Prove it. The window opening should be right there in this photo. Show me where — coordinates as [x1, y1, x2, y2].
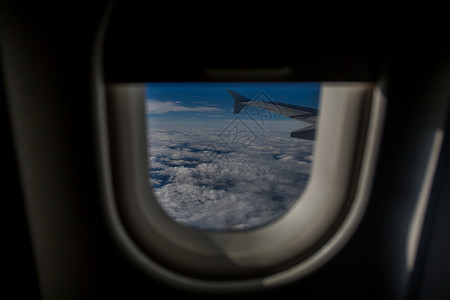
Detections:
[146, 82, 320, 231]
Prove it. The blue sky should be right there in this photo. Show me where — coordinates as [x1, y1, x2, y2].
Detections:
[146, 82, 320, 129]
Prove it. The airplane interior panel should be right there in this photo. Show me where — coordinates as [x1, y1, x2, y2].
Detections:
[2, 1, 449, 299]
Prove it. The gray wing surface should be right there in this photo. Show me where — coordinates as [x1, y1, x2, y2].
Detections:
[227, 89, 318, 140]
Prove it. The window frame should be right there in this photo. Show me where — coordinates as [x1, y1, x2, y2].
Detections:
[95, 82, 386, 292]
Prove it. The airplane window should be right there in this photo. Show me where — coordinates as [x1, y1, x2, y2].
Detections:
[146, 82, 320, 231]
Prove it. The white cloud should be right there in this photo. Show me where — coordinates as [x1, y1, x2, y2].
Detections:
[147, 127, 315, 231]
[147, 99, 223, 114]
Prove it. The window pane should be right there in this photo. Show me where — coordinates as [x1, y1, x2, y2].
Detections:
[146, 82, 320, 231]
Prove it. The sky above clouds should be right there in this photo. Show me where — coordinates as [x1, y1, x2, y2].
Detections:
[146, 82, 320, 231]
[147, 82, 320, 129]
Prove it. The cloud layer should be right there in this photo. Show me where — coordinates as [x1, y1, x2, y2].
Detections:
[147, 125, 314, 231]
[147, 99, 223, 114]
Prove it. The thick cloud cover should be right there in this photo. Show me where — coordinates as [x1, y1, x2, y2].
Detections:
[147, 123, 314, 231]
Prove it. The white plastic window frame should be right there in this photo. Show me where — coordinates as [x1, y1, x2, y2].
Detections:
[95, 82, 385, 293]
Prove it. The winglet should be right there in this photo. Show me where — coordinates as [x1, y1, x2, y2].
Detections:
[227, 90, 251, 114]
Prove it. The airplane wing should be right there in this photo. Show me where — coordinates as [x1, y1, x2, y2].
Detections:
[227, 89, 318, 140]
